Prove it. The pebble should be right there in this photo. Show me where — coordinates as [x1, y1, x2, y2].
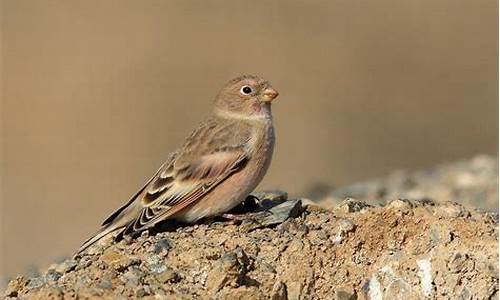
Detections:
[459, 287, 472, 300]
[97, 277, 113, 290]
[206, 250, 247, 293]
[54, 259, 77, 274]
[338, 198, 372, 213]
[240, 199, 304, 232]
[76, 256, 93, 270]
[153, 238, 174, 254]
[121, 267, 143, 287]
[387, 198, 413, 210]
[101, 247, 138, 271]
[135, 287, 148, 297]
[156, 267, 180, 283]
[45, 269, 61, 282]
[149, 262, 167, 274]
[338, 219, 356, 234]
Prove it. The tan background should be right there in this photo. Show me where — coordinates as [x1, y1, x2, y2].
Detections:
[1, 0, 498, 278]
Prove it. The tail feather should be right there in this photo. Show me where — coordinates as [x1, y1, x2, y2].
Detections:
[76, 224, 125, 255]
[77, 200, 142, 255]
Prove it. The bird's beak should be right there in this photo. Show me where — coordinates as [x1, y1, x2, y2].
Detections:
[261, 88, 279, 102]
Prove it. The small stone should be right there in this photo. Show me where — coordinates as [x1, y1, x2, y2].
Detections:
[54, 259, 77, 274]
[153, 238, 174, 254]
[309, 230, 329, 246]
[76, 256, 93, 270]
[45, 269, 61, 282]
[135, 287, 147, 297]
[260, 199, 304, 227]
[206, 250, 247, 293]
[335, 290, 357, 300]
[330, 233, 343, 245]
[233, 246, 251, 270]
[148, 262, 167, 274]
[97, 278, 113, 290]
[338, 198, 372, 213]
[183, 227, 194, 233]
[458, 287, 472, 300]
[156, 267, 180, 283]
[413, 197, 435, 207]
[338, 219, 356, 234]
[239, 199, 304, 232]
[387, 198, 413, 210]
[101, 247, 138, 271]
[121, 267, 143, 287]
[271, 281, 288, 300]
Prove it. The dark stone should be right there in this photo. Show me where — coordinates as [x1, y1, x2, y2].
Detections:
[153, 238, 174, 254]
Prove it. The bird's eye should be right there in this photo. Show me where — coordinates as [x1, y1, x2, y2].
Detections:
[240, 86, 253, 95]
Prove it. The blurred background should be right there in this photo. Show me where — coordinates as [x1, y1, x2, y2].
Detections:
[1, 0, 498, 279]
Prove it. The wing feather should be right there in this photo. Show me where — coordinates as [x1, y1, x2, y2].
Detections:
[123, 148, 248, 233]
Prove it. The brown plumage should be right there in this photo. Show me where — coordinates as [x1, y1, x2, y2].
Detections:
[78, 75, 278, 253]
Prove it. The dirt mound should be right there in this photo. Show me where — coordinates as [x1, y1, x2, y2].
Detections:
[4, 192, 498, 299]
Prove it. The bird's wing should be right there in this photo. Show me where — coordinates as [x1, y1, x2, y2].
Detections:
[100, 159, 171, 226]
[105, 118, 253, 236]
[122, 147, 248, 234]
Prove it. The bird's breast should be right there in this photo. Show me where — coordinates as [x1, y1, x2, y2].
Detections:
[246, 120, 275, 181]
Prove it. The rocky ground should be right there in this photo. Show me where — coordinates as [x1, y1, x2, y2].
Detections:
[3, 156, 499, 299]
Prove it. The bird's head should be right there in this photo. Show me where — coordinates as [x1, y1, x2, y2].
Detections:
[214, 75, 278, 118]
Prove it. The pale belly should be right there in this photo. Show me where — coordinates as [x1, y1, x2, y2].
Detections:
[174, 124, 275, 223]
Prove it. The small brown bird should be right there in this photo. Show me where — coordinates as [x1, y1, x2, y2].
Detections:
[78, 75, 278, 253]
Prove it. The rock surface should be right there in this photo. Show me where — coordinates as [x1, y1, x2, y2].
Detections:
[4, 156, 499, 299]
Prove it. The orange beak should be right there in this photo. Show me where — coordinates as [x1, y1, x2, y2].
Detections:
[261, 88, 279, 102]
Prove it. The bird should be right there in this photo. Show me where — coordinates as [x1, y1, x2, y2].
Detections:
[78, 75, 279, 253]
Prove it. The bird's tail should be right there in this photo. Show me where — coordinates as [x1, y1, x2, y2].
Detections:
[76, 200, 143, 255]
[76, 223, 125, 255]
